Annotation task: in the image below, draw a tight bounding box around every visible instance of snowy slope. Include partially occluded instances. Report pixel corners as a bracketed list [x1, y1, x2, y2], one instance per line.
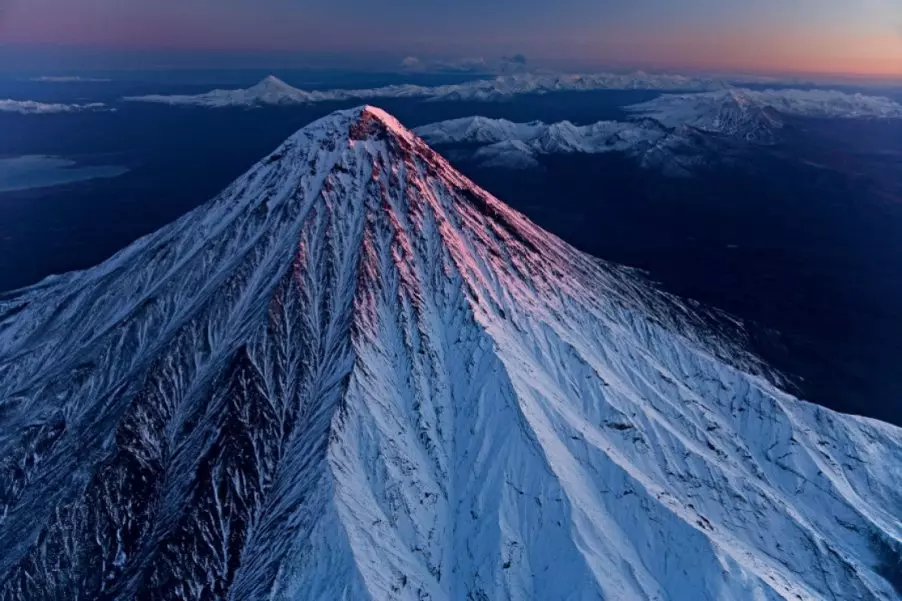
[123, 75, 902, 121]
[415, 116, 663, 152]
[412, 116, 548, 145]
[415, 116, 711, 174]
[626, 88, 902, 142]
[0, 99, 109, 114]
[1, 106, 901, 601]
[123, 75, 332, 108]
[415, 87, 902, 170]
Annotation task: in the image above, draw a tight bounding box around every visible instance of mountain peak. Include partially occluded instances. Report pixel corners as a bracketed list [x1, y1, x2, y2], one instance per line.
[254, 74, 292, 89]
[281, 104, 417, 145]
[351, 104, 418, 142]
[1, 107, 901, 601]
[273, 105, 458, 189]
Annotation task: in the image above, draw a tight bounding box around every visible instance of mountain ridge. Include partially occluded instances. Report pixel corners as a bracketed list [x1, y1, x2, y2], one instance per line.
[1, 106, 900, 601]
[124, 72, 737, 107]
[414, 88, 902, 172]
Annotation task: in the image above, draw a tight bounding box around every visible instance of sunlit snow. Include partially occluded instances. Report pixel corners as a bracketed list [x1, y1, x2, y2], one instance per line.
[0, 106, 899, 601]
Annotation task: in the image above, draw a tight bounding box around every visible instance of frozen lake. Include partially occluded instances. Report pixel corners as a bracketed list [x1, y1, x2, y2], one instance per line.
[0, 155, 127, 193]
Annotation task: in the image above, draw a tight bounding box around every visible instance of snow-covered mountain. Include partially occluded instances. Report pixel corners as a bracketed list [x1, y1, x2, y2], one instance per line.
[124, 75, 330, 108]
[414, 116, 549, 145]
[1, 106, 900, 601]
[0, 99, 109, 115]
[356, 72, 733, 103]
[416, 115, 669, 151]
[124, 71, 738, 108]
[415, 116, 713, 174]
[626, 88, 902, 143]
[410, 71, 734, 100]
[415, 88, 902, 171]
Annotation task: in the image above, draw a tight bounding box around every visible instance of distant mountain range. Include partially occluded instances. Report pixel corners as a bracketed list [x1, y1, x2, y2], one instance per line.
[414, 88, 902, 174]
[120, 74, 902, 177]
[627, 88, 902, 142]
[124, 75, 334, 108]
[0, 99, 110, 115]
[124, 72, 752, 108]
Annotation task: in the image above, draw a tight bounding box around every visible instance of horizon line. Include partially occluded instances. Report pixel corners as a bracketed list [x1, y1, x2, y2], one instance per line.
[1, 43, 900, 82]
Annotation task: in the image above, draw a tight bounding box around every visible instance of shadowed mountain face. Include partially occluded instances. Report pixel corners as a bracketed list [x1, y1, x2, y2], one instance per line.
[0, 106, 900, 601]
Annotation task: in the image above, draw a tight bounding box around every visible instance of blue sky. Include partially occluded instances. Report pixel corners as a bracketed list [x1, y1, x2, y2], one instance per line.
[1, 0, 900, 75]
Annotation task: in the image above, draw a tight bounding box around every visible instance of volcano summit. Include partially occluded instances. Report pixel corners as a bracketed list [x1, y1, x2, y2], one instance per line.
[0, 106, 900, 601]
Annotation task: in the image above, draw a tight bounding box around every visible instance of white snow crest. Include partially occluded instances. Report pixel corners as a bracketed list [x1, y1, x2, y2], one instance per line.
[0, 99, 110, 115]
[627, 88, 902, 128]
[0, 106, 901, 601]
[414, 87, 902, 170]
[416, 116, 694, 172]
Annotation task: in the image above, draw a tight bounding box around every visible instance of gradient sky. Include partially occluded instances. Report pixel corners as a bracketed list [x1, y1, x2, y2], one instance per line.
[2, 0, 901, 75]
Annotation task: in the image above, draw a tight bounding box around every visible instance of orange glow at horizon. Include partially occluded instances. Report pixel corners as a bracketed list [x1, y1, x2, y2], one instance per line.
[568, 28, 902, 78]
[1, 0, 900, 78]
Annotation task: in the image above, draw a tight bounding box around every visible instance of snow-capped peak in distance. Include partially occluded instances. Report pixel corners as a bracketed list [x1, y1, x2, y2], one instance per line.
[415, 115, 709, 175]
[415, 87, 902, 171]
[122, 75, 329, 108]
[415, 115, 659, 151]
[256, 74, 299, 96]
[413, 115, 548, 145]
[2, 105, 901, 601]
[626, 87, 902, 142]
[124, 71, 748, 108]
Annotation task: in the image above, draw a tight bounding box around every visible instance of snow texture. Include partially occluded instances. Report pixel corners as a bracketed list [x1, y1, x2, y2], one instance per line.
[415, 116, 718, 174]
[626, 88, 902, 142]
[0, 106, 900, 601]
[0, 99, 109, 115]
[415, 115, 667, 152]
[124, 75, 333, 108]
[414, 88, 902, 170]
